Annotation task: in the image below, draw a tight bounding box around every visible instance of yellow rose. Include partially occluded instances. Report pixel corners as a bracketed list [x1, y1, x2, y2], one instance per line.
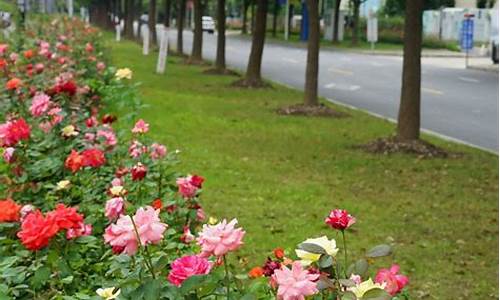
[96, 287, 120, 299]
[115, 68, 132, 80]
[56, 180, 71, 190]
[61, 125, 78, 137]
[109, 185, 125, 196]
[208, 217, 218, 225]
[348, 278, 385, 299]
[295, 236, 339, 266]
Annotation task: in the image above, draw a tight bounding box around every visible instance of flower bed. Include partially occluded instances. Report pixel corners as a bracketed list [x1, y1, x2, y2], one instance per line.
[0, 18, 409, 300]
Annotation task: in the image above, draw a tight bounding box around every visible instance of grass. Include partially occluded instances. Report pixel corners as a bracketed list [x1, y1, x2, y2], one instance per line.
[107, 36, 498, 299]
[235, 30, 461, 52]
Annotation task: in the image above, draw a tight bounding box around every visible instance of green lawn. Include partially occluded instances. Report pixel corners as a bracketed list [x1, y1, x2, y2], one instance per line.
[107, 37, 498, 299]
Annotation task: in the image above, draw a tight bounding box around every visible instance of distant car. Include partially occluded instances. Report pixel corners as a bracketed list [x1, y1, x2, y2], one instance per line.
[202, 16, 215, 34]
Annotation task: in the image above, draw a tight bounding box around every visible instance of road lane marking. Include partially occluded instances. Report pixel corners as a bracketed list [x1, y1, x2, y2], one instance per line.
[324, 83, 360, 91]
[370, 62, 384, 67]
[459, 76, 479, 83]
[422, 87, 443, 95]
[328, 67, 353, 76]
[282, 58, 299, 64]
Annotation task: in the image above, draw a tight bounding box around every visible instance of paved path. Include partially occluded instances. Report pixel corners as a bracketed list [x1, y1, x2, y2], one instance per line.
[167, 30, 499, 152]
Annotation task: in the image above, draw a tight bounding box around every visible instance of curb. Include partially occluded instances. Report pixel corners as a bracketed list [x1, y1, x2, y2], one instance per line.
[467, 64, 499, 73]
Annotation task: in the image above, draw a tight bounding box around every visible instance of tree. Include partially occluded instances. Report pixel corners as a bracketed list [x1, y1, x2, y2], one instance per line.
[241, 0, 249, 34]
[125, 0, 135, 39]
[164, 0, 171, 26]
[304, 0, 319, 106]
[177, 0, 186, 54]
[190, 0, 203, 62]
[235, 0, 268, 86]
[215, 0, 227, 71]
[333, 0, 341, 42]
[272, 0, 279, 37]
[149, 0, 158, 45]
[350, 0, 366, 46]
[396, 0, 423, 141]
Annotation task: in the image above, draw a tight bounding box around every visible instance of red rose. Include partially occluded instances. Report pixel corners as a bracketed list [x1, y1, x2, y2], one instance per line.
[131, 163, 147, 181]
[81, 148, 106, 168]
[24, 49, 34, 59]
[325, 209, 356, 231]
[46, 203, 83, 230]
[65, 149, 83, 173]
[0, 199, 21, 222]
[152, 198, 163, 210]
[101, 114, 117, 124]
[6, 77, 22, 90]
[273, 247, 285, 259]
[60, 80, 77, 96]
[190, 175, 204, 188]
[17, 210, 59, 251]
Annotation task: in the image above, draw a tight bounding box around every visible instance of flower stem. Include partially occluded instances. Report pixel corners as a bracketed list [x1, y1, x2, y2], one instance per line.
[130, 216, 156, 279]
[341, 230, 348, 277]
[223, 255, 230, 299]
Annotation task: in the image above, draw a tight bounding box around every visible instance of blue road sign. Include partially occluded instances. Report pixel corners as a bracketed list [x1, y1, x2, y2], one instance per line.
[300, 0, 309, 41]
[460, 17, 474, 52]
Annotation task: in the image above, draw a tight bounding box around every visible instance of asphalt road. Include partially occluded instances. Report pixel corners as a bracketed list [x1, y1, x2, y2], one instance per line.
[166, 30, 499, 152]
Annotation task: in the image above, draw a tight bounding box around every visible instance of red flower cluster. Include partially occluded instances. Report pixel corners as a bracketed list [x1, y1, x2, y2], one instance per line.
[6, 77, 22, 90]
[17, 204, 90, 251]
[0, 118, 31, 147]
[131, 162, 147, 181]
[0, 199, 21, 222]
[49, 80, 77, 96]
[65, 148, 106, 172]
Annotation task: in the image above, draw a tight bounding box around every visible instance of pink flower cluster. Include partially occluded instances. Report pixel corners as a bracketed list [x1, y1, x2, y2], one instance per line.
[0, 118, 31, 147]
[272, 261, 319, 300]
[104, 206, 167, 255]
[30, 93, 52, 117]
[375, 264, 409, 295]
[167, 255, 212, 286]
[176, 175, 204, 198]
[197, 218, 245, 257]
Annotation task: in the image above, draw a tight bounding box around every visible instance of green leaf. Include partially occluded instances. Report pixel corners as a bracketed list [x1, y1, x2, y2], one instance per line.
[342, 291, 357, 300]
[360, 288, 392, 300]
[366, 245, 392, 258]
[318, 254, 333, 269]
[31, 266, 50, 288]
[179, 274, 211, 295]
[143, 279, 162, 300]
[61, 275, 74, 284]
[297, 243, 327, 255]
[339, 279, 356, 287]
[347, 259, 369, 276]
[75, 235, 97, 244]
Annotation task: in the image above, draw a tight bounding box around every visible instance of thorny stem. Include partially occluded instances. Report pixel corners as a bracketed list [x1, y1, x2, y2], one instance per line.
[341, 230, 348, 277]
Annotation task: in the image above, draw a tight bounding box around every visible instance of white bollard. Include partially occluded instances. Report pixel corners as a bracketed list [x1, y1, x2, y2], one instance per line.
[142, 26, 150, 55]
[156, 27, 169, 74]
[115, 24, 121, 42]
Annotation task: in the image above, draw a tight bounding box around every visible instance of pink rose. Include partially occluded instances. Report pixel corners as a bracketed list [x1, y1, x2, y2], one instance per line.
[150, 143, 167, 160]
[133, 206, 167, 246]
[272, 261, 319, 300]
[197, 218, 245, 257]
[129, 140, 147, 158]
[176, 175, 204, 198]
[30, 93, 51, 117]
[97, 129, 117, 147]
[325, 209, 356, 231]
[375, 264, 409, 296]
[3, 147, 15, 163]
[196, 208, 206, 222]
[180, 226, 195, 243]
[104, 214, 137, 255]
[167, 255, 212, 287]
[66, 221, 92, 239]
[132, 119, 149, 134]
[105, 197, 125, 221]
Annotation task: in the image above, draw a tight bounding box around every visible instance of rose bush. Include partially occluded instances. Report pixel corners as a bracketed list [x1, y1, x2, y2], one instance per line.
[0, 18, 409, 300]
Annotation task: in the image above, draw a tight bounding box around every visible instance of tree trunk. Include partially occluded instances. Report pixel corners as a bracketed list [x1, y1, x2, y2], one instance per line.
[177, 0, 186, 54]
[272, 0, 279, 37]
[242, 0, 248, 34]
[125, 0, 135, 39]
[396, 0, 423, 141]
[333, 0, 341, 42]
[149, 0, 157, 45]
[165, 0, 171, 26]
[304, 0, 319, 106]
[351, 0, 359, 46]
[190, 0, 203, 62]
[251, 2, 255, 32]
[244, 0, 267, 85]
[215, 0, 226, 70]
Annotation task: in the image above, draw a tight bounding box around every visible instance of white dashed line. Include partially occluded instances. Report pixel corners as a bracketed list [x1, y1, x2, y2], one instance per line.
[324, 83, 361, 91]
[459, 76, 479, 83]
[422, 87, 444, 95]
